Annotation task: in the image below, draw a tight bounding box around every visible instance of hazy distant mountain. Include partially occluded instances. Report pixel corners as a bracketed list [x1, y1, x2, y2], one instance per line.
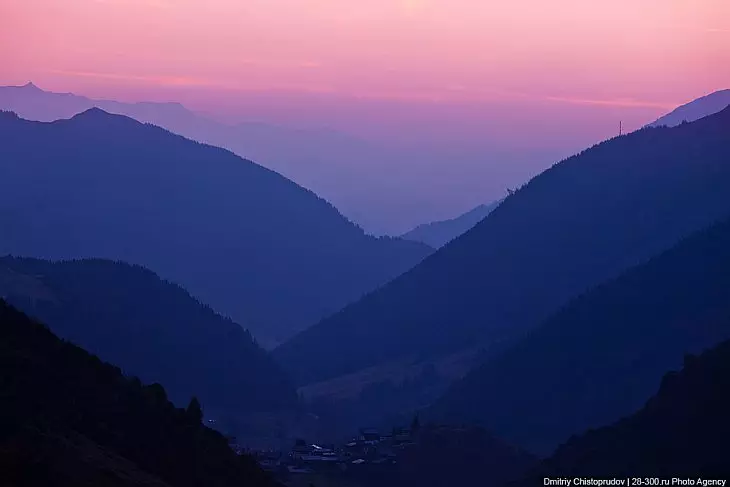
[401, 200, 502, 248]
[649, 89, 730, 127]
[0, 256, 296, 415]
[275, 106, 730, 388]
[514, 338, 730, 478]
[0, 299, 280, 487]
[0, 82, 483, 235]
[0, 109, 431, 346]
[432, 216, 730, 454]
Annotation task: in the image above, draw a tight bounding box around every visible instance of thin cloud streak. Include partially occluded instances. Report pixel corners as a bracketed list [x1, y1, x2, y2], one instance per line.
[542, 95, 678, 110]
[47, 69, 681, 110]
[47, 69, 336, 94]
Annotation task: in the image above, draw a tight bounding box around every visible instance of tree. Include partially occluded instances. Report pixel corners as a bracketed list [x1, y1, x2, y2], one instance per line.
[411, 413, 421, 435]
[186, 396, 203, 424]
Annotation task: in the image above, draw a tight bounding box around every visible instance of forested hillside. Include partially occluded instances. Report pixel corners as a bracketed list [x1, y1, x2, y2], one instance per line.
[276, 106, 730, 387]
[0, 257, 296, 414]
[0, 109, 431, 346]
[514, 338, 730, 479]
[432, 215, 730, 454]
[0, 299, 281, 487]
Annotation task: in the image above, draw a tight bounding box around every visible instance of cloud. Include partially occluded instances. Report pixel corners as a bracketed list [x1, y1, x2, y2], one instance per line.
[47, 69, 335, 93]
[542, 95, 677, 109]
[48, 69, 226, 87]
[46, 69, 680, 110]
[91, 0, 170, 8]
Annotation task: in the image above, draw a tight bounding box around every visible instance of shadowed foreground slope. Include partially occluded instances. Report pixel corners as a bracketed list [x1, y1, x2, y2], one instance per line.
[0, 256, 296, 414]
[0, 299, 280, 487]
[515, 338, 730, 479]
[431, 216, 730, 454]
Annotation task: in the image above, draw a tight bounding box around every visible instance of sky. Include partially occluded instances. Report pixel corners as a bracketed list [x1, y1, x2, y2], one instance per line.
[1, 0, 729, 231]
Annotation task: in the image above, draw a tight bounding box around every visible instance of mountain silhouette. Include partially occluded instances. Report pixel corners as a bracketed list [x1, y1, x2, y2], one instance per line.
[401, 199, 503, 248]
[0, 109, 431, 346]
[514, 337, 730, 478]
[274, 105, 730, 387]
[430, 215, 730, 454]
[388, 425, 536, 487]
[0, 82, 493, 235]
[0, 299, 281, 487]
[649, 89, 730, 127]
[0, 256, 296, 415]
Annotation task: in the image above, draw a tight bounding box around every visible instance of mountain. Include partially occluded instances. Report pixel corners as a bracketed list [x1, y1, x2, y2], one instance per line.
[0, 82, 388, 232]
[649, 89, 730, 127]
[0, 256, 296, 416]
[514, 338, 730, 479]
[0, 109, 431, 346]
[274, 105, 730, 387]
[0, 82, 492, 235]
[0, 298, 280, 487]
[401, 200, 502, 248]
[390, 425, 536, 487]
[430, 216, 730, 454]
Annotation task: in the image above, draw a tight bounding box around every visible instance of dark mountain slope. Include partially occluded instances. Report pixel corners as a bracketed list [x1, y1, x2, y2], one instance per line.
[392, 425, 536, 487]
[649, 89, 730, 127]
[275, 105, 730, 385]
[0, 299, 280, 487]
[431, 216, 730, 454]
[0, 109, 431, 346]
[400, 199, 502, 248]
[515, 338, 730, 479]
[0, 256, 295, 414]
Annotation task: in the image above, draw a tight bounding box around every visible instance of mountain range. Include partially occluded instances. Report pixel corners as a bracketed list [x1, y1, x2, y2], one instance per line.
[0, 298, 281, 487]
[0, 256, 296, 416]
[649, 89, 730, 128]
[401, 200, 502, 248]
[274, 105, 730, 391]
[0, 82, 494, 235]
[431, 214, 730, 454]
[0, 109, 431, 346]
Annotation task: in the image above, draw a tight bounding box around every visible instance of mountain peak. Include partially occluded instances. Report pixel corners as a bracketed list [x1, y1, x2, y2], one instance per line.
[19, 81, 42, 92]
[649, 89, 730, 127]
[73, 106, 113, 118]
[69, 107, 142, 127]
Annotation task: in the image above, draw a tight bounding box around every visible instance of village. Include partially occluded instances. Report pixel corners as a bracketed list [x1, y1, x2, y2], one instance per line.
[244, 420, 422, 485]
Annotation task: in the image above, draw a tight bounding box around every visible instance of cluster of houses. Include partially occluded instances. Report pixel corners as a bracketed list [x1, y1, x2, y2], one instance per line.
[250, 424, 419, 478]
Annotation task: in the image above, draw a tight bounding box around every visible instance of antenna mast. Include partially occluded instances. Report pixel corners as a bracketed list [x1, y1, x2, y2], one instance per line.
[619, 120, 623, 136]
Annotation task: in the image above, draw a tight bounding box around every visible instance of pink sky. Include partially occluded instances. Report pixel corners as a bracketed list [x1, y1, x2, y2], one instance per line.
[2, 0, 728, 139]
[1, 0, 729, 230]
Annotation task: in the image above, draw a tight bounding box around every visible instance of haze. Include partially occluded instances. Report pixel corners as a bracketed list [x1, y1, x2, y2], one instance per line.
[1, 0, 728, 233]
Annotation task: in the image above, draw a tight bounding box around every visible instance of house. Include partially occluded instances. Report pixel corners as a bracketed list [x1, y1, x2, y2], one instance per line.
[358, 428, 380, 443]
[290, 439, 314, 460]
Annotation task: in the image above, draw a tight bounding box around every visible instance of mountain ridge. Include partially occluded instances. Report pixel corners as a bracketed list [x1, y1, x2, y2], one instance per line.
[0, 109, 432, 346]
[649, 89, 730, 127]
[401, 199, 503, 248]
[275, 105, 730, 386]
[514, 337, 730, 478]
[0, 82, 488, 234]
[0, 298, 281, 487]
[0, 256, 298, 415]
[430, 214, 730, 454]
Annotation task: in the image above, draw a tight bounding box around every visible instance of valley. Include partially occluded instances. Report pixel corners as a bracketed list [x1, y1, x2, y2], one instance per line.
[2, 5, 730, 484]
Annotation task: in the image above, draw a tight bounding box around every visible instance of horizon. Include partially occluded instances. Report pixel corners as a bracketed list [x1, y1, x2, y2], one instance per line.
[2, 0, 729, 232]
[4, 1, 730, 481]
